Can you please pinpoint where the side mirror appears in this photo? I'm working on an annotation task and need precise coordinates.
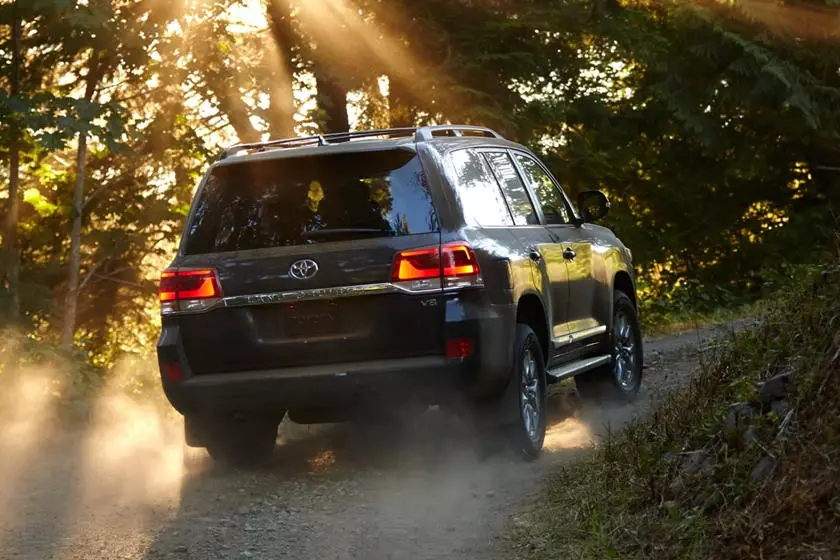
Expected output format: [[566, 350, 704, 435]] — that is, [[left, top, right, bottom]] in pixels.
[[577, 190, 610, 223]]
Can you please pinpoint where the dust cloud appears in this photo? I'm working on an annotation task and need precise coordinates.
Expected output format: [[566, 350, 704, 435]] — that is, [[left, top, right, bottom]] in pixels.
[[544, 416, 593, 450], [0, 365, 65, 525], [0, 355, 205, 558], [77, 358, 198, 509]]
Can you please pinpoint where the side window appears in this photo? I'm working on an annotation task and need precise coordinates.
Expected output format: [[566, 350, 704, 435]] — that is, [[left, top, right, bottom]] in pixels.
[[484, 152, 539, 226], [448, 149, 514, 227], [514, 154, 572, 225]]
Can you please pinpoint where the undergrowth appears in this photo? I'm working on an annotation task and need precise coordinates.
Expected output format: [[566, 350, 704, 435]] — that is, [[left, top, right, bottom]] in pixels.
[[519, 257, 840, 559]]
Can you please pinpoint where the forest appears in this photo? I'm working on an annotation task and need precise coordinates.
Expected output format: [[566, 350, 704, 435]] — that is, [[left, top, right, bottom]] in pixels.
[[1, 0, 839, 391]]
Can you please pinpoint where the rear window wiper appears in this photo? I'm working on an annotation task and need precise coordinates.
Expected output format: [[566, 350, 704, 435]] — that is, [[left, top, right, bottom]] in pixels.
[[300, 228, 394, 240]]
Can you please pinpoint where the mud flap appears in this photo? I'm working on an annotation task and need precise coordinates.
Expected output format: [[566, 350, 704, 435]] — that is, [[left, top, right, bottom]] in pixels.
[[184, 414, 208, 447]]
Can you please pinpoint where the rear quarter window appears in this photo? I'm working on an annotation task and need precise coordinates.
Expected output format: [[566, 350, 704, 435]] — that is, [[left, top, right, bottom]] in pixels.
[[182, 150, 439, 254], [447, 149, 514, 227]]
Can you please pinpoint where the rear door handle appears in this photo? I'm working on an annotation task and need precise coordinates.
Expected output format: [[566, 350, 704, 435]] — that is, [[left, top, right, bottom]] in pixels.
[[563, 247, 576, 261], [529, 249, 542, 263]]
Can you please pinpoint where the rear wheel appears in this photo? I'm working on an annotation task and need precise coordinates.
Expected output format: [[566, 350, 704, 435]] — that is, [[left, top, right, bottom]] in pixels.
[[189, 415, 281, 467], [511, 324, 547, 459], [575, 290, 643, 402]]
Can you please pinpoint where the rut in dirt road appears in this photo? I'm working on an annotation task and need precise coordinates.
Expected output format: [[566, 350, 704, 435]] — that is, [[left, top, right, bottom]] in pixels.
[[0, 324, 745, 560]]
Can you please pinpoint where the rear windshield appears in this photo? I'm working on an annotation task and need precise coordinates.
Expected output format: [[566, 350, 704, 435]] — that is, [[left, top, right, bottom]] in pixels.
[[182, 150, 439, 255]]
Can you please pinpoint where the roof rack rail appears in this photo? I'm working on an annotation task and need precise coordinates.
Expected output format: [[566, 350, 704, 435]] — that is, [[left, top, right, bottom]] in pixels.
[[220, 125, 504, 160], [414, 125, 503, 141]]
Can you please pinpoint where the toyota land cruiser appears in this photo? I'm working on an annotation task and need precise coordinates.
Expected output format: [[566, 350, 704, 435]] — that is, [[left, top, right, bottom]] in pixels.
[[157, 125, 642, 464]]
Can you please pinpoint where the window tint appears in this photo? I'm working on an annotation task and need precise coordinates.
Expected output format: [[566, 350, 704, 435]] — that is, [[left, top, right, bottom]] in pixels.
[[448, 149, 513, 227], [484, 152, 539, 226], [183, 150, 439, 254], [514, 153, 571, 225]]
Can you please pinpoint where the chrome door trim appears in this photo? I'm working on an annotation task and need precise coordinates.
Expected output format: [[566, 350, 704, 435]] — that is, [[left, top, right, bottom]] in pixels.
[[552, 324, 607, 348], [571, 325, 607, 342], [553, 334, 573, 347]]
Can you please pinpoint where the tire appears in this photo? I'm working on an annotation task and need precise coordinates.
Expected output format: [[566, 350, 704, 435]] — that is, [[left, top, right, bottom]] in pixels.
[[510, 324, 547, 459], [202, 415, 281, 468], [575, 290, 643, 403]]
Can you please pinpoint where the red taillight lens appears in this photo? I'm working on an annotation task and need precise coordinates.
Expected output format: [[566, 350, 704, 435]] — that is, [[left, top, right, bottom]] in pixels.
[[159, 269, 222, 313], [159, 270, 178, 302], [392, 247, 441, 281], [446, 338, 473, 359], [175, 269, 220, 299], [391, 243, 480, 283], [442, 244, 480, 277]]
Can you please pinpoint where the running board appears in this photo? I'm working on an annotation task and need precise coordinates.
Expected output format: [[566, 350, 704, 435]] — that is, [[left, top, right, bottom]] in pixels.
[[546, 355, 611, 381]]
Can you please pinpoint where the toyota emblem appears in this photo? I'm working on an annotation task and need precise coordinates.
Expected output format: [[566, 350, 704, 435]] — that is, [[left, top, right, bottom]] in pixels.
[[289, 258, 319, 280]]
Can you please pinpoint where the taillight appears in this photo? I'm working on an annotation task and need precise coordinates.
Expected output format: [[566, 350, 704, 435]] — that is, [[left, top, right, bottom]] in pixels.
[[391, 243, 483, 292], [442, 244, 480, 277], [392, 247, 441, 281], [159, 268, 223, 315]]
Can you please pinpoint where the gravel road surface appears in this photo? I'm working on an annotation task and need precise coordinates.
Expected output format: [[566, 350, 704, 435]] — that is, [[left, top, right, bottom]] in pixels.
[[0, 320, 752, 560]]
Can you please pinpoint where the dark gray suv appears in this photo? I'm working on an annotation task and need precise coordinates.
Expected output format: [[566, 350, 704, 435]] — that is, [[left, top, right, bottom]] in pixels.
[[157, 125, 642, 464]]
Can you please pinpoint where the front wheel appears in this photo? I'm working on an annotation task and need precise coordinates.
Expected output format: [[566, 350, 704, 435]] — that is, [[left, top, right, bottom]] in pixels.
[[575, 290, 643, 403]]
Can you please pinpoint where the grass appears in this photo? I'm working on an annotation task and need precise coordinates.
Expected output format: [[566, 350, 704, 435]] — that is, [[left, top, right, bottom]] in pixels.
[[516, 259, 840, 559]]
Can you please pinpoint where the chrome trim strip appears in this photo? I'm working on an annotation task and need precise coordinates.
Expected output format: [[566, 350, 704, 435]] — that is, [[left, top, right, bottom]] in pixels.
[[553, 335, 573, 347], [552, 325, 607, 348], [571, 325, 607, 343], [546, 355, 611, 381], [163, 280, 481, 316], [223, 283, 396, 308]]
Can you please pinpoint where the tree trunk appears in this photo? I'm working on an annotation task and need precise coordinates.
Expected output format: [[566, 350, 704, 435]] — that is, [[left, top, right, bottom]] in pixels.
[[60, 131, 88, 350], [3, 4, 22, 321], [314, 65, 349, 134], [60, 54, 104, 352], [215, 90, 261, 144], [266, 0, 297, 138]]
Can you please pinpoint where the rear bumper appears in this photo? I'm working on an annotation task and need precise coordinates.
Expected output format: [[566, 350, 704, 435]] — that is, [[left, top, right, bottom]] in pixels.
[[162, 356, 464, 416], [157, 296, 516, 416]]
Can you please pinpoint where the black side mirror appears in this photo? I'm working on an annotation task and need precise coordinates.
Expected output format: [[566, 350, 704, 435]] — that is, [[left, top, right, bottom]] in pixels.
[[577, 190, 610, 222]]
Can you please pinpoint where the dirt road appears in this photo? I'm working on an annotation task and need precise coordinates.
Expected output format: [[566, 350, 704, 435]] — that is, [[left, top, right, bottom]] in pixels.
[[0, 322, 750, 560]]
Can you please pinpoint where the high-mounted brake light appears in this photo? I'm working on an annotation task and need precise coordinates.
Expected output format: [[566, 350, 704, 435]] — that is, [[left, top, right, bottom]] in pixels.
[[159, 268, 223, 315], [391, 243, 483, 292]]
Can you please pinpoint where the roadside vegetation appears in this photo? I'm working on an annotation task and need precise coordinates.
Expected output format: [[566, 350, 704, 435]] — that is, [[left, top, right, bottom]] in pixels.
[[517, 248, 840, 559]]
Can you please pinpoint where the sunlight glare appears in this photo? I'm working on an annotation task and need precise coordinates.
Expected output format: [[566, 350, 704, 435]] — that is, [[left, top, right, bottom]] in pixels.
[[543, 417, 593, 451], [294, 0, 434, 106], [228, 0, 267, 31]]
